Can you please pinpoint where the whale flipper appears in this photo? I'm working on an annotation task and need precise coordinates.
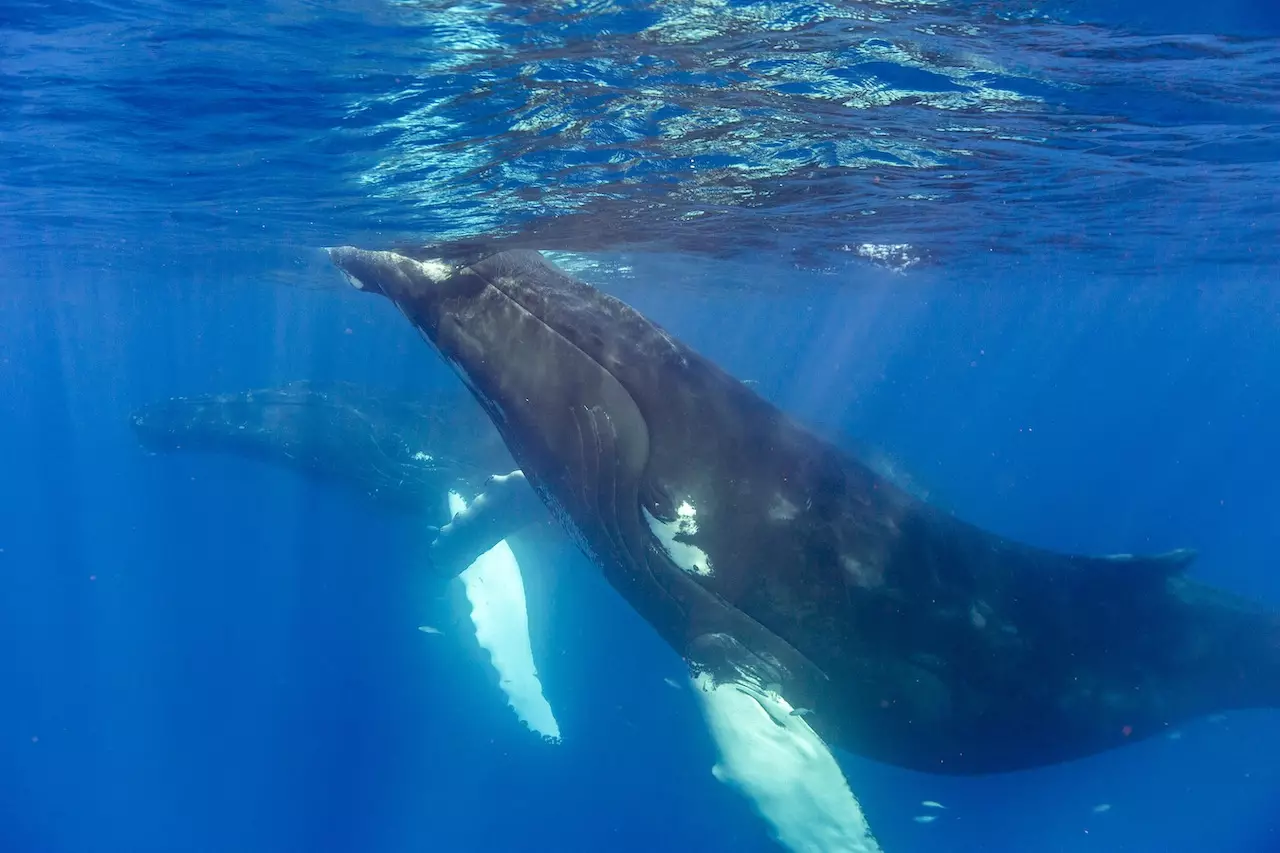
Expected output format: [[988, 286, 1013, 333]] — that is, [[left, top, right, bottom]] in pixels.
[[446, 489, 562, 743], [689, 634, 882, 853], [429, 470, 547, 580]]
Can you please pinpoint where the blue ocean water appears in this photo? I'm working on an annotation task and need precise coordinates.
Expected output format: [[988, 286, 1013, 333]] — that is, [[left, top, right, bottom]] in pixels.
[[2, 1, 1278, 852]]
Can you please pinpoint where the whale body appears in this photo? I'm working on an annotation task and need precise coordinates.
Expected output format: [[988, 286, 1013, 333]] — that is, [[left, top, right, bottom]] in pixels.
[[328, 245, 1280, 778]]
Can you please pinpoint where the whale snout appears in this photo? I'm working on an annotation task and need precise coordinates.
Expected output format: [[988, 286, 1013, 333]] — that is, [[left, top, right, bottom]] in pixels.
[[326, 246, 388, 296], [326, 246, 482, 317]]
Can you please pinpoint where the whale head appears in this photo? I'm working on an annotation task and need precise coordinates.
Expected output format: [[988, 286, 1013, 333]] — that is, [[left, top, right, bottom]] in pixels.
[[327, 245, 654, 514]]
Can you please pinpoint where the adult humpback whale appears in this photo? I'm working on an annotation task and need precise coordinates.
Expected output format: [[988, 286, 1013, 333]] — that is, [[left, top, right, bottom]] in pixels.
[[328, 246, 1280, 778]]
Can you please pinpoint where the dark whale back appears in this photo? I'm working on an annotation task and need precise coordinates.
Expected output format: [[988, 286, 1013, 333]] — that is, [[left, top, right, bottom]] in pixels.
[[131, 380, 516, 510]]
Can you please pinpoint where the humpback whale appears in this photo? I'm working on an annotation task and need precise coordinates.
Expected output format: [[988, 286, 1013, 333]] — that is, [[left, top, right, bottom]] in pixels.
[[130, 381, 547, 579], [130, 381, 560, 741], [130, 380, 514, 511], [328, 246, 1280, 778]]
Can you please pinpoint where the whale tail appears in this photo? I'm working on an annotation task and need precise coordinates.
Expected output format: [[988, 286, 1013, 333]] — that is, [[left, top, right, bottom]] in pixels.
[[1233, 592, 1280, 709], [1039, 546, 1280, 715], [1166, 574, 1280, 713], [1266, 613, 1280, 708]]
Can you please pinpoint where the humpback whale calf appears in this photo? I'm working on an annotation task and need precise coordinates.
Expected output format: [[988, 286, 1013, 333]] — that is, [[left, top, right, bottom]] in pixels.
[[130, 381, 560, 741], [329, 246, 1278, 848], [130, 381, 548, 579]]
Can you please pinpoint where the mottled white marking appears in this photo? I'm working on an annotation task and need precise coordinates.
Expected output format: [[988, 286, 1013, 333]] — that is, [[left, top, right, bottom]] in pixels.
[[447, 491, 561, 743], [690, 671, 881, 853], [643, 502, 712, 577], [417, 257, 453, 281], [912, 815, 937, 824], [769, 495, 799, 522], [411, 451, 434, 463], [841, 555, 883, 590]]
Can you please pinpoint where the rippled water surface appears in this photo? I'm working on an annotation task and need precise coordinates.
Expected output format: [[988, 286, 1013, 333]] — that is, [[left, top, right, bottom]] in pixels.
[[3, 0, 1278, 275]]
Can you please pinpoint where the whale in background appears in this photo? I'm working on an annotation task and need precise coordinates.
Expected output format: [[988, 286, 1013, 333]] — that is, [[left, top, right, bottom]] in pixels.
[[130, 380, 560, 742], [130, 380, 513, 511], [130, 380, 548, 579]]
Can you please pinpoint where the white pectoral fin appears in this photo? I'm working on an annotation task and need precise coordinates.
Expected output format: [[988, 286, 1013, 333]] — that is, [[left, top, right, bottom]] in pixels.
[[690, 668, 881, 853], [431, 470, 544, 579], [446, 490, 561, 743]]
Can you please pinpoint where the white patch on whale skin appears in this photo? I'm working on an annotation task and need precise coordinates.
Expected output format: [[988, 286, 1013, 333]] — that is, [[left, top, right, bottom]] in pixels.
[[411, 451, 434, 463], [447, 490, 561, 743], [643, 502, 713, 577], [769, 495, 799, 522], [841, 555, 883, 590], [416, 257, 453, 281], [690, 671, 882, 853]]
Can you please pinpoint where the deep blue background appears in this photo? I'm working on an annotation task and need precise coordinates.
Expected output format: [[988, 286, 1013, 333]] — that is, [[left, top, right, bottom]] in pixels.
[[2, 0, 1279, 850]]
